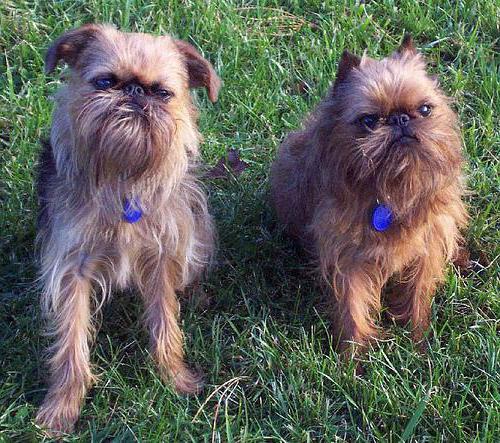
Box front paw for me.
[412,328,431,353]
[171,367,204,395]
[190,288,212,311]
[35,393,81,436]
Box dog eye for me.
[156,89,173,100]
[418,104,432,117]
[93,77,116,90]
[93,77,115,90]
[360,114,379,130]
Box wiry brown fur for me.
[36,24,220,434]
[271,36,467,356]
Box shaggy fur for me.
[271,36,467,355]
[36,24,220,434]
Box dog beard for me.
[72,91,175,187]
[329,106,461,215]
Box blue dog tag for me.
[123,198,142,223]
[372,204,392,232]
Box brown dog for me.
[36,24,220,434]
[271,36,467,356]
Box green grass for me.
[1,0,499,441]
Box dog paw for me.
[188,287,212,311]
[172,368,204,395]
[35,403,78,437]
[412,333,431,354]
[354,360,366,377]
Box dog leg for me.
[331,264,383,355]
[139,257,202,394]
[36,261,95,435]
[387,253,445,344]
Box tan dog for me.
[36,24,220,434]
[271,36,467,357]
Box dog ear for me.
[174,40,221,103]
[334,50,361,88]
[397,34,418,56]
[45,24,102,74]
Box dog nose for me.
[388,113,410,127]
[124,83,145,96]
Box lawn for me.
[0,0,498,441]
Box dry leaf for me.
[205,149,249,180]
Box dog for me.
[271,35,467,357]
[36,24,220,434]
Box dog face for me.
[328,36,461,203]
[46,24,220,185]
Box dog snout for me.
[401,125,416,138]
[130,96,148,110]
[390,120,418,143]
[388,113,410,127]
[124,83,145,96]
